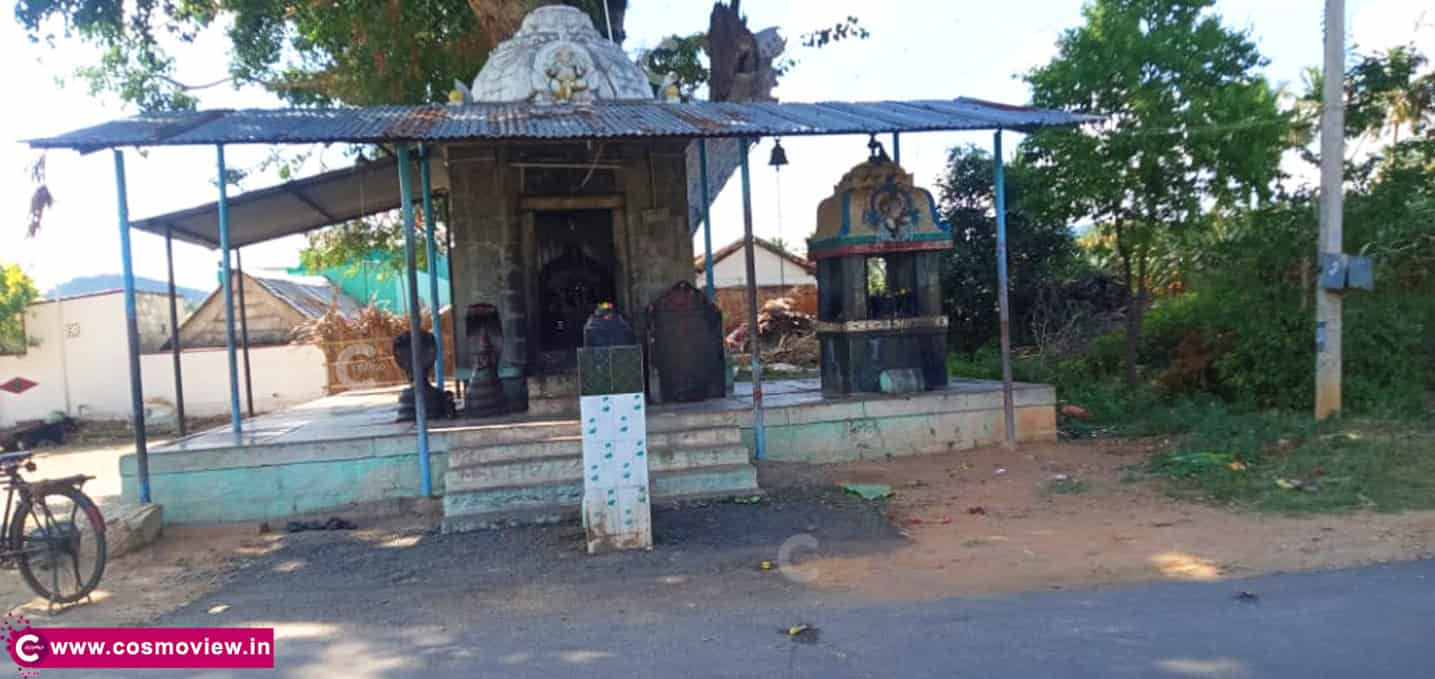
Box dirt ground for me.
[768,439,1435,600]
[1,525,280,626]
[0,435,280,626]
[6,438,1435,626]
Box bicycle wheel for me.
[9,486,106,604]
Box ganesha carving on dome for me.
[464,6,651,104]
[532,41,595,104]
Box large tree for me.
[936,145,1078,356]
[16,0,627,110]
[1021,0,1288,384]
[0,264,39,354]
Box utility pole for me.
[1315,0,1345,419]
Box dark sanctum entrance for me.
[536,210,617,368]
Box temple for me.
[445,7,702,412]
[24,5,1092,531]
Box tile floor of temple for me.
[151,378,1048,454]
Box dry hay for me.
[294,301,436,392]
[725,296,818,368]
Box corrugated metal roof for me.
[130,155,446,250]
[26,98,1098,151]
[252,273,361,320]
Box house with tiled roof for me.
[174,271,361,348]
[693,237,817,330]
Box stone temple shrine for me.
[447,6,701,409]
[27,2,1082,532]
[809,145,953,396]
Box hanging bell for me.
[768,138,789,168]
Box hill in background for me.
[50,275,208,306]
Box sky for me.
[0,0,1427,294]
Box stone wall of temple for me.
[446,143,523,390]
[619,140,695,334]
[444,140,693,393]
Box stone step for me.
[448,427,743,469]
[445,445,751,493]
[442,504,576,532]
[451,437,582,467]
[525,397,744,430]
[443,419,580,447]
[650,464,761,503]
[443,480,583,525]
[650,426,743,449]
[441,404,740,447]
[645,408,742,431]
[441,464,761,533]
[527,397,578,417]
[527,373,580,400]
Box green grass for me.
[1146,416,1435,513]
[949,349,1435,514]
[948,349,1233,439]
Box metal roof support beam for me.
[892,132,901,164]
[420,146,445,397]
[114,149,151,504]
[216,145,243,437]
[443,195,462,404]
[164,225,187,437]
[699,139,716,302]
[993,130,1016,448]
[236,249,255,417]
[286,185,338,223]
[738,137,765,461]
[397,144,434,497]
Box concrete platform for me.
[123,378,1056,524]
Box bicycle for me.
[0,451,106,610]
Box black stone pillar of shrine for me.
[807,149,954,396]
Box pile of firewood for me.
[293,301,437,393]
[292,302,431,346]
[725,297,819,368]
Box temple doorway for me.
[536,210,617,369]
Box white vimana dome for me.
[466,5,652,104]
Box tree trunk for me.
[1425,296,1435,413]
[1124,249,1149,386]
[707,0,783,103]
[1114,223,1140,386]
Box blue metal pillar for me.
[113,150,151,504]
[235,248,255,417]
[993,130,1016,447]
[699,139,716,302]
[163,225,187,437]
[215,145,243,437]
[892,132,901,164]
[738,138,766,460]
[398,146,433,496]
[420,146,445,393]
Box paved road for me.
[30,488,1435,678]
[88,546,1435,677]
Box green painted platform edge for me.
[741,404,1057,464]
[121,451,448,525]
[738,383,1056,428]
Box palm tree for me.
[1379,46,1433,145]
